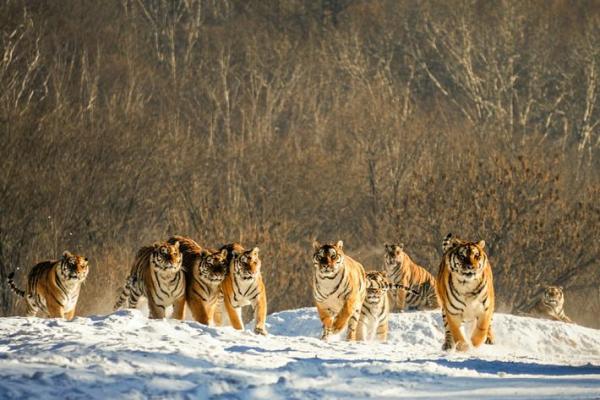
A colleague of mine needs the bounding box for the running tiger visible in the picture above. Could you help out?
[384,243,438,311]
[167,236,228,326]
[437,233,495,351]
[114,240,185,319]
[312,240,366,341]
[529,286,573,323]
[357,271,392,342]
[6,251,89,320]
[218,243,268,335]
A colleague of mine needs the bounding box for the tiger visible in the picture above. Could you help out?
[167,235,228,326]
[529,286,573,323]
[6,251,89,320]
[357,271,392,342]
[114,240,185,319]
[218,243,268,335]
[384,243,439,311]
[312,240,366,341]
[436,233,495,351]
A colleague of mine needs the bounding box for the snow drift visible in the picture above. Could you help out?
[0,308,599,399]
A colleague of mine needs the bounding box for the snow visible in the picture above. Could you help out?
[0,308,599,399]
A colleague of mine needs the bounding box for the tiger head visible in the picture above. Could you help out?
[59,251,89,282]
[312,240,345,278]
[232,247,261,280]
[383,243,404,272]
[198,248,229,283]
[151,241,183,272]
[445,234,487,281]
[542,286,564,309]
[365,271,390,304]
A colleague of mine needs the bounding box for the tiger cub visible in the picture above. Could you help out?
[114,240,185,319]
[218,243,268,335]
[384,243,438,311]
[167,236,228,325]
[437,233,495,351]
[312,240,366,341]
[530,286,572,323]
[7,251,89,320]
[357,271,392,342]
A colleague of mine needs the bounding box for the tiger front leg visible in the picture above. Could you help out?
[223,294,244,330]
[316,303,334,340]
[252,288,268,335]
[45,299,65,319]
[171,296,186,320]
[64,307,77,321]
[442,310,468,351]
[332,294,359,339]
[376,319,388,342]
[147,298,166,319]
[345,304,362,341]
[471,313,493,348]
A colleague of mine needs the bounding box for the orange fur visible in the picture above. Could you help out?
[384,244,439,311]
[7,251,89,320]
[218,243,268,335]
[167,236,228,325]
[312,240,366,341]
[114,240,185,319]
[436,233,495,351]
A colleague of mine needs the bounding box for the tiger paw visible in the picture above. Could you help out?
[321,328,332,341]
[254,326,268,336]
[485,337,495,345]
[455,341,469,352]
[442,341,454,351]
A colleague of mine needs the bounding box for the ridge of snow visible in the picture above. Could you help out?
[0,308,599,399]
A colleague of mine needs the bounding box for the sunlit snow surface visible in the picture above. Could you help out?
[0,308,599,399]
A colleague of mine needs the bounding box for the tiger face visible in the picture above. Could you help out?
[365,271,389,304]
[59,251,89,282]
[199,248,229,283]
[543,286,564,308]
[383,243,403,270]
[234,247,261,280]
[312,240,345,277]
[151,241,182,272]
[448,240,487,281]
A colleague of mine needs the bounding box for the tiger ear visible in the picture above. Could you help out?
[250,247,259,257]
[220,248,228,258]
[153,242,161,250]
[62,251,73,260]
[172,240,180,250]
[336,240,343,250]
[200,249,211,258]
[312,240,321,251]
[384,243,391,252]
[477,240,486,249]
[398,243,404,251]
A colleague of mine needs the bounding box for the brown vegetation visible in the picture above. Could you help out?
[1,1,598,327]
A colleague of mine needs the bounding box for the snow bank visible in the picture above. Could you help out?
[0,308,598,399]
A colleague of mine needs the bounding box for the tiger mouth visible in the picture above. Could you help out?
[461,270,476,278]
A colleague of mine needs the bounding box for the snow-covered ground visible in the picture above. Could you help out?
[0,308,599,399]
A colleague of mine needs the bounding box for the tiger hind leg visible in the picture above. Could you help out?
[25,298,39,317]
[485,324,495,345]
[114,278,132,310]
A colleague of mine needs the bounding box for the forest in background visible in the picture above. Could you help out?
[1,0,599,327]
